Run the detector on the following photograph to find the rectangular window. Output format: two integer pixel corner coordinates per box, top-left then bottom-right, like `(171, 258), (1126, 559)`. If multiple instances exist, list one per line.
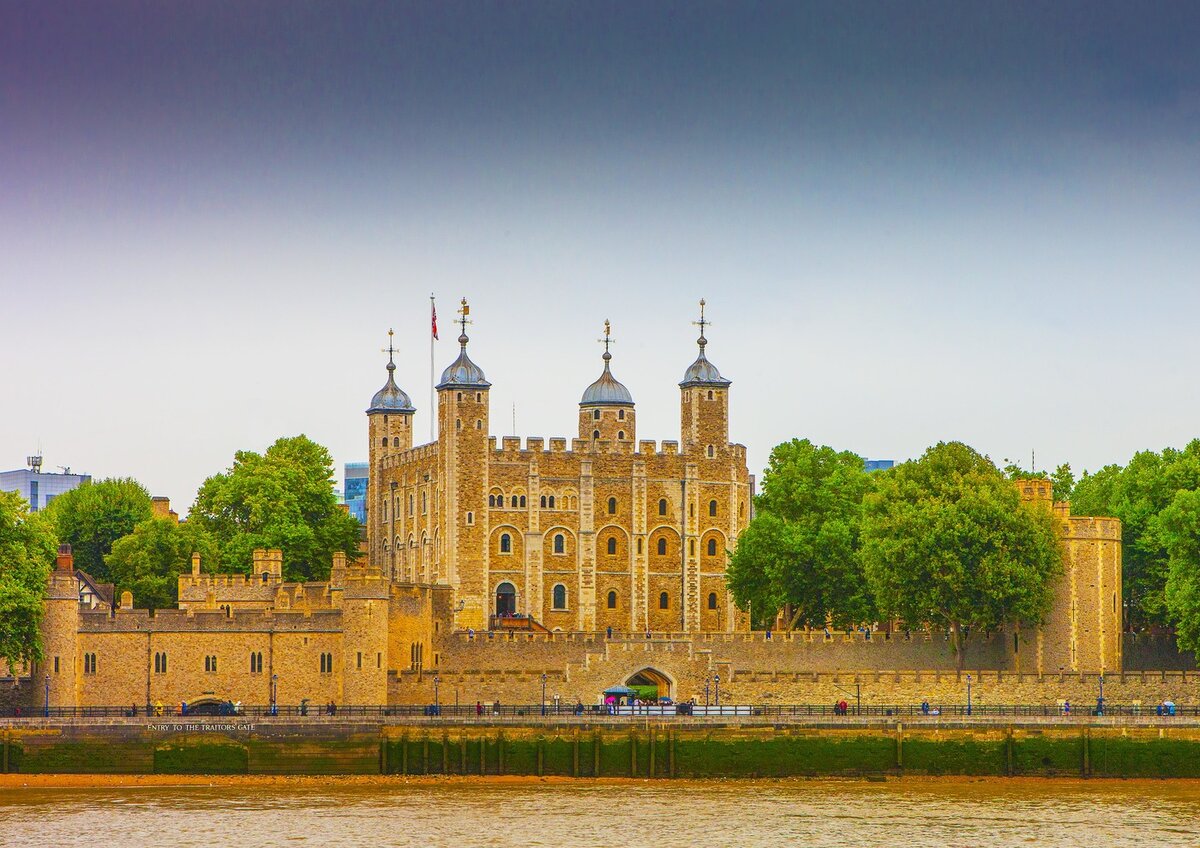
(377, 652), (382, 668)
(53, 655), (59, 673)
(357, 651), (362, 670)
(29, 480), (39, 512)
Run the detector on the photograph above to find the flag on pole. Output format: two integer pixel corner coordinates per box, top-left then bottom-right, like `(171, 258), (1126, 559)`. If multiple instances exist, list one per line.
(431, 299), (439, 340)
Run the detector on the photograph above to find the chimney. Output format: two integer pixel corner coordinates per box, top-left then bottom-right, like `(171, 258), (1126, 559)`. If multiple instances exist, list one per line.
(191, 552), (202, 577)
(56, 543), (74, 572)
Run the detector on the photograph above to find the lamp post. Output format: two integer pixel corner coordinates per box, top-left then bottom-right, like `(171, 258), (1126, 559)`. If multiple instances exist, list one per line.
(1098, 674), (1105, 716)
(967, 674), (973, 717)
(270, 673), (278, 715)
(44, 674), (50, 718)
(434, 675), (440, 716)
(541, 673), (547, 716)
(714, 673), (721, 707)
(705, 677), (710, 707)
(856, 682), (861, 717)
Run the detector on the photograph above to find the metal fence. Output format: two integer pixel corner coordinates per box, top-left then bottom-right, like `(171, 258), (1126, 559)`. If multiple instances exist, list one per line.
(0, 702), (1191, 720)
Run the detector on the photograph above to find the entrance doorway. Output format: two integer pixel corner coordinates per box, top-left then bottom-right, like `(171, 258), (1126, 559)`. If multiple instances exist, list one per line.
(495, 582), (516, 617)
(625, 668), (672, 700)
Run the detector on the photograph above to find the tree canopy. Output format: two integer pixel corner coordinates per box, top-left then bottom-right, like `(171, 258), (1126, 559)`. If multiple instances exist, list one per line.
(726, 439), (875, 629)
(105, 518), (219, 610)
(0, 490), (56, 672)
(42, 477), (153, 582)
(190, 435), (360, 581)
(859, 442), (1063, 668)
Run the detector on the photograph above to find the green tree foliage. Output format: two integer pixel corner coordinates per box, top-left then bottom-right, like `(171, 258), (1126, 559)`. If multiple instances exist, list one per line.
(190, 435), (360, 581)
(104, 518), (219, 610)
(860, 442), (1063, 669)
(0, 490), (56, 672)
(726, 439), (875, 629)
(1158, 490), (1200, 652)
(1069, 442), (1200, 629)
(42, 478), (153, 582)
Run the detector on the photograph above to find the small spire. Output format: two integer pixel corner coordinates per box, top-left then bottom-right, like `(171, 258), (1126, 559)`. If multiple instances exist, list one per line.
(381, 328), (397, 372)
(598, 319), (614, 365)
(692, 298), (709, 349)
(457, 297), (472, 345)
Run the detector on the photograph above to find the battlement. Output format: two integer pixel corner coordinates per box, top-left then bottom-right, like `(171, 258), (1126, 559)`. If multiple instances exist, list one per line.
(78, 606), (346, 633)
(1065, 514), (1122, 542)
(381, 442), (439, 470)
(481, 435), (697, 460)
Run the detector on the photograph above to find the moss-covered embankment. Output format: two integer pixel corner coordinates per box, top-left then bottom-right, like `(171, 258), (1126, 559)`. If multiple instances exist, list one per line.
(5, 720), (1200, 778)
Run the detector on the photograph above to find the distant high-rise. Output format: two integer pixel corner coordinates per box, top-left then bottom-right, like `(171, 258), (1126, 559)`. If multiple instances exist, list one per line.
(344, 462), (368, 524)
(1, 456), (90, 512)
(864, 459), (895, 472)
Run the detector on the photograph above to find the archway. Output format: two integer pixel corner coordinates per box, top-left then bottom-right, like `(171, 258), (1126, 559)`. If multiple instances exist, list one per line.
(495, 582), (516, 617)
(625, 667), (673, 700)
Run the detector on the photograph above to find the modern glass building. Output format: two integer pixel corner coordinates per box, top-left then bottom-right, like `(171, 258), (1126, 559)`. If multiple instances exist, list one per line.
(863, 459), (895, 472)
(1, 458), (91, 512)
(344, 462), (368, 525)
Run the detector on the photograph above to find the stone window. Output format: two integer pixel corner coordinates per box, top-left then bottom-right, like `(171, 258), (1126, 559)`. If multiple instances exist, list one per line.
(707, 390), (714, 400)
(554, 534), (565, 554)
(357, 652), (363, 670)
(607, 537), (617, 555)
(548, 495), (556, 509)
(607, 497), (617, 514)
(466, 512), (474, 525)
(707, 445), (715, 458)
(205, 655), (218, 673)
(552, 584), (568, 610)
(154, 652), (167, 674)
(392, 437), (399, 447)
(500, 533), (512, 554)
(658, 498), (667, 516)
(707, 538), (718, 556)
(617, 431), (624, 440)
(607, 590), (618, 609)
(593, 430), (600, 440)
(250, 652), (263, 674)
(422, 492), (427, 513)
(519, 495), (527, 508)
(657, 538), (667, 556)
(489, 495), (496, 507)
(659, 592), (669, 610)
(618, 409), (625, 420)
(456, 419), (462, 431)
(709, 499), (718, 517)
(475, 419), (482, 429)
(476, 392), (482, 402)
(320, 652), (334, 674)
(540, 495), (546, 508)
(381, 436), (387, 446)
(690, 539), (696, 556)
(708, 592), (718, 610)
(593, 409), (601, 420)
(637, 538), (643, 554)
(457, 392), (462, 402)
(83, 653), (96, 675)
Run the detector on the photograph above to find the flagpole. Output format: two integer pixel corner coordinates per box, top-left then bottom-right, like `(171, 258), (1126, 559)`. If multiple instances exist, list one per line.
(430, 293), (436, 443)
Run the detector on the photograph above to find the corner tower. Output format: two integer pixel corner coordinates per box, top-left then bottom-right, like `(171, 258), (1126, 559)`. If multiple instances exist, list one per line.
(680, 299), (731, 454)
(436, 298), (491, 630)
(367, 330), (416, 563)
(579, 319), (635, 443)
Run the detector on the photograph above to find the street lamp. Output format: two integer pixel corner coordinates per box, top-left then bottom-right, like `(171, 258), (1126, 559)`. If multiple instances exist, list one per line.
(714, 674), (721, 706)
(434, 675), (440, 716)
(44, 674), (50, 718)
(705, 677), (710, 707)
(271, 673), (278, 716)
(541, 673), (547, 716)
(967, 674), (973, 717)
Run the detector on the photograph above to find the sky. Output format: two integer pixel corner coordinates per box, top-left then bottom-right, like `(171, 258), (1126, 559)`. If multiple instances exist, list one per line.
(2, 2), (1199, 513)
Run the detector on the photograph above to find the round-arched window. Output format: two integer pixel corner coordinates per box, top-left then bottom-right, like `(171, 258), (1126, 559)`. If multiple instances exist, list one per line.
(552, 584), (568, 610)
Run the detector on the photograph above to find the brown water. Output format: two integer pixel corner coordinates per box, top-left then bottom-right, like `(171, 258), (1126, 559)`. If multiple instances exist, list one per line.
(2, 779), (1199, 847)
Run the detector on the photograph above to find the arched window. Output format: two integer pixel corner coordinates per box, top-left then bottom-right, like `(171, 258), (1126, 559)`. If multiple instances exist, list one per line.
(637, 538), (643, 554)
(519, 495), (527, 507)
(607, 497), (617, 514)
(554, 534), (565, 554)
(381, 436), (387, 446)
(740, 502), (745, 517)
(392, 437), (399, 447)
(552, 584), (567, 610)
(466, 512), (474, 525)
(488, 495), (496, 507)
(549, 495), (556, 509)
(707, 390), (714, 400)
(618, 409), (625, 420)
(540, 495), (546, 508)
(657, 538), (667, 556)
(659, 592), (669, 609)
(707, 445), (715, 458)
(707, 538), (718, 556)
(457, 392), (462, 402)
(617, 431), (624, 440)
(709, 499), (718, 517)
(593, 409), (600, 420)
(690, 539), (696, 556)
(593, 430), (600, 440)
(456, 419), (462, 431)
(607, 537), (617, 555)
(607, 590), (617, 609)
(708, 592), (718, 610)
(500, 533), (511, 554)
(658, 498), (667, 516)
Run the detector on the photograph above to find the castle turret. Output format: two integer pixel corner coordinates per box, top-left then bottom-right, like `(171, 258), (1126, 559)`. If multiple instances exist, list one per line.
(437, 298), (491, 629)
(578, 319), (635, 443)
(40, 544), (80, 710)
(367, 329), (416, 564)
(680, 299), (731, 456)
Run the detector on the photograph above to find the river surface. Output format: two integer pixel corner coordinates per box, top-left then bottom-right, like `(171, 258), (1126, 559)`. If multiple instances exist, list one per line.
(2, 779), (1199, 847)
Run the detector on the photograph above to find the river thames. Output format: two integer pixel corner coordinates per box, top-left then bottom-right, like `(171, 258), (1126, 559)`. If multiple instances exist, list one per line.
(1, 778), (1199, 847)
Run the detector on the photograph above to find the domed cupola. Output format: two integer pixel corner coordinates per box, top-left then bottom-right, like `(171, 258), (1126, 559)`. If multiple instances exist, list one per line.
(436, 298), (491, 390)
(679, 299), (731, 388)
(579, 320), (635, 443)
(368, 330), (416, 413)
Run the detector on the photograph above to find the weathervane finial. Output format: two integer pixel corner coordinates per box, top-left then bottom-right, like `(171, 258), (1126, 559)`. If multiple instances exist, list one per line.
(598, 319), (614, 363)
(692, 298), (710, 347)
(381, 328), (398, 371)
(457, 297), (472, 345)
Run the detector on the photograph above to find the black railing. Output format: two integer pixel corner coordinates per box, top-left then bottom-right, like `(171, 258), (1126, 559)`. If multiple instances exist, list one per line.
(0, 702), (1192, 720)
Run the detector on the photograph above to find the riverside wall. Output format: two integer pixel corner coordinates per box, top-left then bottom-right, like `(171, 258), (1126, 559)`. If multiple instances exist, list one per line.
(7, 717), (1200, 779)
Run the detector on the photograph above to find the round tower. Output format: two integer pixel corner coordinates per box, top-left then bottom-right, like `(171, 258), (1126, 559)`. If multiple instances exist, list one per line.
(367, 329), (416, 564)
(679, 299), (732, 456)
(40, 544), (80, 711)
(578, 319), (635, 443)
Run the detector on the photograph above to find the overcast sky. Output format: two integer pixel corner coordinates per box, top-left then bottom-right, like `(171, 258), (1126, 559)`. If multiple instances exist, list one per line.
(2, 2), (1199, 513)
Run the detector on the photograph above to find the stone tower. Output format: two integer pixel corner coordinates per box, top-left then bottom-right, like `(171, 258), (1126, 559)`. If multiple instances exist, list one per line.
(437, 299), (491, 631)
(40, 544), (80, 710)
(366, 329), (416, 570)
(578, 319), (636, 443)
(679, 299), (731, 457)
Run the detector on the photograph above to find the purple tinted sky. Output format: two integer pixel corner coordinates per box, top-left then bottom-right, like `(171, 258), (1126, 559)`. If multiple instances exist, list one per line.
(2, 2), (1199, 511)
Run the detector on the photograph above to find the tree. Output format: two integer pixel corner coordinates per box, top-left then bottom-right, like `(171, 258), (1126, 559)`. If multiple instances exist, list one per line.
(190, 435), (360, 581)
(860, 441), (1063, 669)
(726, 439), (875, 629)
(105, 518), (219, 610)
(0, 490), (56, 672)
(1050, 463), (1075, 503)
(1158, 489), (1200, 652)
(42, 478), (153, 582)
